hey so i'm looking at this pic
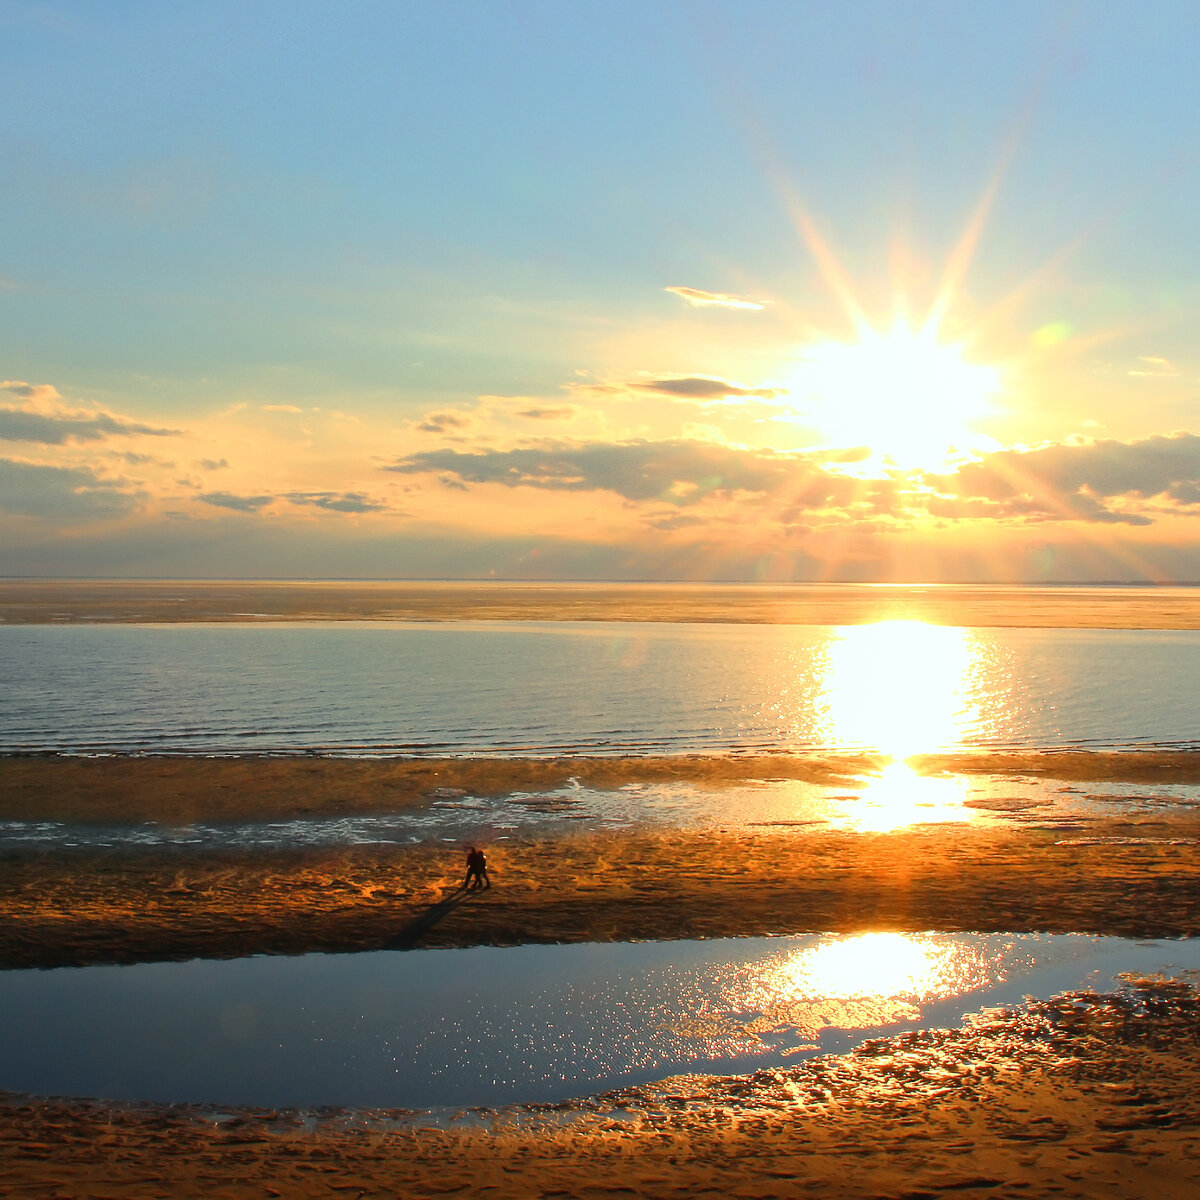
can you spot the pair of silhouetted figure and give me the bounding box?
[463,846,491,889]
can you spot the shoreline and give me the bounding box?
[6,749,1200,825]
[6,820,1200,970]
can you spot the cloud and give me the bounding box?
[1129,355,1178,378]
[417,410,473,434]
[385,438,865,508]
[0,458,142,518]
[634,376,785,402]
[0,380,180,443]
[261,404,304,413]
[927,432,1200,524]
[285,491,387,514]
[664,286,766,311]
[198,491,274,513]
[3,380,62,402]
[0,408,179,444]
[515,406,576,420]
[199,458,229,470]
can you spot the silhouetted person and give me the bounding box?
[463,846,490,889]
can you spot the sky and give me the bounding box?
[3,0,1200,582]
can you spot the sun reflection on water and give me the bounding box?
[813,620,983,831]
[765,932,980,1002]
[821,620,976,758]
[677,933,994,1049]
[849,761,970,832]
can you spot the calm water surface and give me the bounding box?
[2,620,1199,755]
[1,932,1196,1109]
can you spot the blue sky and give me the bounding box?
[4,1,1200,579]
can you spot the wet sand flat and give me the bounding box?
[5,817,1200,971]
[4,754,1200,971]
[7,749,1200,826]
[6,577,1200,627]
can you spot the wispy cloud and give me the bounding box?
[285,491,387,513]
[0,408,179,444]
[633,376,784,401]
[515,405,576,420]
[416,410,473,434]
[0,380,180,443]
[926,432,1200,524]
[198,491,274,513]
[664,286,766,311]
[1128,355,1179,378]
[3,380,63,403]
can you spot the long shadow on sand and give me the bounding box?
[386,887,482,950]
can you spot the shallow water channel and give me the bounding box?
[2,932,1198,1110]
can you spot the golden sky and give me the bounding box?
[4,2,1200,581]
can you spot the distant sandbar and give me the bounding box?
[4,578,1200,627]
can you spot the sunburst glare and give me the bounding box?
[786,318,1000,469]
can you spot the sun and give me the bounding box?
[787,318,1000,469]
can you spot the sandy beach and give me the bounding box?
[3,754,1200,1195]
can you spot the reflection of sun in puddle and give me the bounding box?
[674,933,992,1049]
[767,932,975,1001]
[847,762,970,832]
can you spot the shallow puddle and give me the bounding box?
[1,932,1197,1110]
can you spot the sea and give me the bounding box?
[4,586,1200,1110]
[3,618,1200,757]
[3,585,1200,845]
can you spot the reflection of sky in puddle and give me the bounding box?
[2,932,1199,1111]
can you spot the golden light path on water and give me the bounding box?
[816,620,981,832]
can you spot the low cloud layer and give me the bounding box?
[285,491,387,513]
[417,411,473,434]
[198,491,274,513]
[0,458,141,518]
[385,438,873,510]
[929,432,1200,525]
[0,408,178,444]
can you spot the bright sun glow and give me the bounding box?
[822,620,976,759]
[769,932,964,1002]
[849,761,970,833]
[789,319,1000,468]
